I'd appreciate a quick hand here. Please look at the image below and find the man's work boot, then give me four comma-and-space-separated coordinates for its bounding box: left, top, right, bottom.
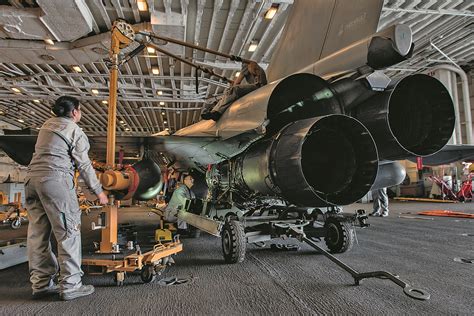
32, 284, 60, 299
369, 212, 380, 216
380, 212, 389, 217
60, 285, 95, 301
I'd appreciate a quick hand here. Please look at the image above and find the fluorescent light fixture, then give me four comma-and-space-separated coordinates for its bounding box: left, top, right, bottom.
44, 38, 54, 45
157, 90, 163, 95
72, 66, 82, 72
159, 101, 165, 106
264, 5, 279, 20
235, 72, 241, 78
152, 67, 160, 75
147, 47, 155, 54
33, 99, 40, 103
11, 87, 21, 93
17, 119, 24, 123
137, 0, 147, 11
102, 100, 108, 105
91, 89, 99, 95
248, 40, 258, 52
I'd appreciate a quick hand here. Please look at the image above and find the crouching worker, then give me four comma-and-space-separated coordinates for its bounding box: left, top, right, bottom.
201, 61, 267, 121
25, 96, 108, 300
164, 174, 195, 235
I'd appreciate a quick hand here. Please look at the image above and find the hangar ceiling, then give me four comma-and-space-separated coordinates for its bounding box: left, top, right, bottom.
0, 0, 472, 136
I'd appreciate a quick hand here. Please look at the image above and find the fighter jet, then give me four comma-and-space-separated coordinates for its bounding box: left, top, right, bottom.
0, 0, 469, 297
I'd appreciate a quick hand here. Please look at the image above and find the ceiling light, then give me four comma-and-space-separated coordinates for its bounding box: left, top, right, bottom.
235, 72, 241, 78
44, 38, 54, 45
11, 87, 21, 93
72, 66, 82, 73
125, 127, 130, 131
159, 101, 165, 106
176, 110, 181, 114
157, 90, 163, 95
119, 120, 125, 124
17, 119, 24, 123
102, 100, 108, 105
152, 67, 160, 75
161, 111, 165, 115
163, 120, 167, 124
0, 111, 4, 115
33, 99, 40, 103
165, 128, 169, 131
137, 0, 147, 11
264, 5, 279, 20
248, 40, 258, 52
36, 127, 40, 130
91, 89, 99, 95
147, 47, 155, 54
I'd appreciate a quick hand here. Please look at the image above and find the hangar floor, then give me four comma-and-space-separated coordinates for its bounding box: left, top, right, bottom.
0, 201, 472, 315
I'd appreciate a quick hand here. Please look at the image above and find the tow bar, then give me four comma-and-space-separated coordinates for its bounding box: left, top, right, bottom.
290, 227, 430, 300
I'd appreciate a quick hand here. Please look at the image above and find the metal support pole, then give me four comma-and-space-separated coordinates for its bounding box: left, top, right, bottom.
146, 41, 233, 84
139, 31, 251, 64
106, 33, 119, 168
99, 205, 118, 253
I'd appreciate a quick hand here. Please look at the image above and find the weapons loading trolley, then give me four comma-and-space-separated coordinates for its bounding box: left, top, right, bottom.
80, 20, 182, 286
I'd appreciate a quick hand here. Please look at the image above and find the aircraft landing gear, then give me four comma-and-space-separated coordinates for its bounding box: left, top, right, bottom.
221, 220, 246, 264
324, 217, 354, 253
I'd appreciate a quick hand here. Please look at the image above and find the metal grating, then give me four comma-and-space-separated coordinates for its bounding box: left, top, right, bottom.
0, 0, 472, 136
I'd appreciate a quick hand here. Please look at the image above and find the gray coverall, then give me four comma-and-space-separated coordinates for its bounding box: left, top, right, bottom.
25, 116, 103, 293
204, 62, 268, 116
164, 185, 195, 229
372, 188, 389, 216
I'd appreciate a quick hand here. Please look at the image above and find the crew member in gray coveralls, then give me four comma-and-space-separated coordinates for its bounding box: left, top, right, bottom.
201, 61, 267, 121
164, 174, 195, 232
25, 96, 108, 300
370, 188, 390, 217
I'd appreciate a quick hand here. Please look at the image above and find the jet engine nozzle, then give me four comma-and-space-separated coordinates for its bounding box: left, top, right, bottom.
353, 74, 455, 160
235, 115, 378, 206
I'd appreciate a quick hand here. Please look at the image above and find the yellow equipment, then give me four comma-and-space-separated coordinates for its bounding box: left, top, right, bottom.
0, 192, 27, 229
81, 20, 182, 286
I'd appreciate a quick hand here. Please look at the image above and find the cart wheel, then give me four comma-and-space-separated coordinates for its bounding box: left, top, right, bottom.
11, 218, 21, 230
221, 220, 246, 264
324, 217, 354, 253
140, 265, 156, 283
113, 272, 125, 286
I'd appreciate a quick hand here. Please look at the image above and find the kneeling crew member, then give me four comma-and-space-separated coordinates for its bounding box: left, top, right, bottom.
164, 174, 195, 233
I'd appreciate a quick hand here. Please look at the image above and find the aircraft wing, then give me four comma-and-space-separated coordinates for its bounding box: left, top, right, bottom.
407, 145, 474, 166
267, 0, 384, 82
0, 132, 263, 171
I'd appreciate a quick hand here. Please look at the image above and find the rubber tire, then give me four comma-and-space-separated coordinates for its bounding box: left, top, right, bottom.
11, 218, 21, 229
324, 217, 354, 253
221, 220, 246, 264
140, 265, 156, 283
